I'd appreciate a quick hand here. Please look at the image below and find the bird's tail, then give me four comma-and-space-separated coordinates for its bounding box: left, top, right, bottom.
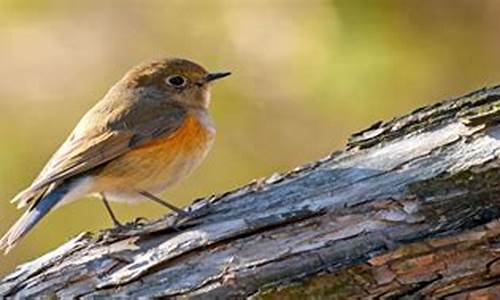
0, 181, 75, 254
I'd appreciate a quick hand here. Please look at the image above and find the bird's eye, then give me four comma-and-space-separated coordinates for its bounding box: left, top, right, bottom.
166, 75, 187, 87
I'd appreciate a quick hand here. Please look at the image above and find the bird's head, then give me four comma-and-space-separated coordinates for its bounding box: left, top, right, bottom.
119, 57, 230, 109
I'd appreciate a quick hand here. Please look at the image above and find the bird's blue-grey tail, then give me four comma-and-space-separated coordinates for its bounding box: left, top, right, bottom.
0, 181, 75, 254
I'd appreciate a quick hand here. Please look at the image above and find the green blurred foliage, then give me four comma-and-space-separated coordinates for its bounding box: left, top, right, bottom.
1, 0, 500, 276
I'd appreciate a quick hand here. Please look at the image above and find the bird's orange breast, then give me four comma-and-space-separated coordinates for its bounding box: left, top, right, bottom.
92, 114, 215, 194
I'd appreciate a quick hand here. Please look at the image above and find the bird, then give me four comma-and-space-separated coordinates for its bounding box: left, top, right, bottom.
0, 57, 230, 253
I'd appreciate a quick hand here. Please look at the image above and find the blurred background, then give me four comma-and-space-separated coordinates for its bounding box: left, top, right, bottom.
1, 0, 500, 276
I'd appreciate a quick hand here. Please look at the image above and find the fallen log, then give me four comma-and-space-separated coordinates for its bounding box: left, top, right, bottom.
2, 85, 500, 299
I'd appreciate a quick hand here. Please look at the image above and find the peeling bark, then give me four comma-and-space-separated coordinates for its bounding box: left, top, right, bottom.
258, 220, 500, 299
2, 85, 500, 299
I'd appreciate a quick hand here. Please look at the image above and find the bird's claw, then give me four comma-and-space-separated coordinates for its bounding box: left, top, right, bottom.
132, 217, 149, 226
109, 217, 148, 233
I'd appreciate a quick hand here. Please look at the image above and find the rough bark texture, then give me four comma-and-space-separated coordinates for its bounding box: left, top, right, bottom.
2, 85, 500, 299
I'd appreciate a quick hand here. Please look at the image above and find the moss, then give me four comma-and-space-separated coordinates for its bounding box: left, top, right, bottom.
407, 167, 500, 234
255, 268, 367, 300
408, 167, 500, 199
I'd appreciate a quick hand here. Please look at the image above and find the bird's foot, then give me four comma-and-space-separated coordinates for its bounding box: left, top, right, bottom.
108, 217, 148, 234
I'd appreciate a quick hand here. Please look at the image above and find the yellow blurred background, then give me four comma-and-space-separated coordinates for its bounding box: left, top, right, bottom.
1, 0, 500, 276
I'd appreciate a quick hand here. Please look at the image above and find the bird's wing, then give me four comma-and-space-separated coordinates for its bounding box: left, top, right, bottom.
12, 101, 187, 208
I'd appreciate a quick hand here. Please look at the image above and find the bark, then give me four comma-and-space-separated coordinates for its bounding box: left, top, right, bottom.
2, 85, 500, 299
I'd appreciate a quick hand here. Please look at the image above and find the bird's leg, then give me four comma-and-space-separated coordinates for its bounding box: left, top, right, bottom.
138, 190, 190, 218
100, 193, 123, 227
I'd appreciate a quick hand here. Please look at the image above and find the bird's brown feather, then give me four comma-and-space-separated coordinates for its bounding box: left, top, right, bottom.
12, 96, 187, 208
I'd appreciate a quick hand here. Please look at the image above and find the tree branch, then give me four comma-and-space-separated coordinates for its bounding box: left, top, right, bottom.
2, 85, 500, 298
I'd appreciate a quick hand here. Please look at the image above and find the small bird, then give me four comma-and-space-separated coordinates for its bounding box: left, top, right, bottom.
0, 57, 230, 253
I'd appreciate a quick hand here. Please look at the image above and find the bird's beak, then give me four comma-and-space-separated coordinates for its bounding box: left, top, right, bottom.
204, 71, 231, 83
